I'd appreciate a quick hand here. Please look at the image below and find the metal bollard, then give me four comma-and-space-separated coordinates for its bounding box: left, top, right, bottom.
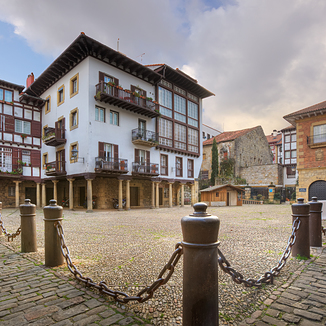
308, 197, 323, 247
181, 202, 220, 326
43, 199, 64, 267
291, 198, 310, 259
20, 199, 37, 252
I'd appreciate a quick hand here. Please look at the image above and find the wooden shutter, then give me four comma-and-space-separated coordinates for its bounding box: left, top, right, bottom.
131, 85, 136, 92
99, 71, 104, 82
135, 149, 139, 163
114, 78, 119, 97
31, 150, 41, 167
5, 116, 14, 132
31, 121, 41, 137
55, 121, 60, 138
98, 142, 104, 158
12, 148, 20, 170
62, 150, 65, 171
142, 89, 147, 98
146, 151, 150, 164
61, 118, 65, 138
114, 145, 118, 160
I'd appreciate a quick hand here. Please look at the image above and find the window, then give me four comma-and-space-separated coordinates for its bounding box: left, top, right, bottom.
15, 120, 31, 134
285, 135, 290, 142
291, 150, 297, 158
110, 110, 119, 126
174, 123, 186, 150
42, 153, 48, 169
174, 85, 186, 96
174, 94, 186, 123
215, 192, 219, 198
95, 106, 105, 122
201, 170, 209, 180
57, 85, 65, 106
291, 134, 296, 142
5, 90, 13, 102
104, 75, 113, 84
103, 143, 113, 160
188, 128, 199, 153
70, 108, 78, 130
207, 134, 210, 139
161, 155, 168, 176
158, 86, 172, 118
188, 101, 198, 127
0, 89, 2, 101
70, 73, 79, 97
0, 147, 12, 172
22, 150, 31, 165
45, 95, 51, 114
139, 149, 146, 164
70, 142, 78, 163
313, 124, 326, 143
285, 151, 290, 159
176, 157, 182, 177
159, 118, 173, 147
187, 159, 194, 178
8, 186, 15, 197
287, 166, 296, 178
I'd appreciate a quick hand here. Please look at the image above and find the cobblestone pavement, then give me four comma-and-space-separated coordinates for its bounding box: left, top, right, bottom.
0, 204, 325, 325
0, 243, 153, 325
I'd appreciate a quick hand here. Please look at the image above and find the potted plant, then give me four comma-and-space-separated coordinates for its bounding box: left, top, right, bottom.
21, 134, 27, 139
107, 81, 115, 87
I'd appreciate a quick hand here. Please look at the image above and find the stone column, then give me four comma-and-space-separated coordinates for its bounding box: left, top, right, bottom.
191, 184, 196, 206
126, 180, 130, 210
245, 187, 251, 200
13, 181, 21, 207
169, 183, 173, 208
151, 181, 155, 209
36, 183, 41, 208
86, 179, 93, 212
268, 183, 275, 202
42, 183, 46, 207
68, 179, 75, 210
155, 182, 159, 208
181, 184, 185, 207
118, 179, 123, 211
52, 180, 58, 202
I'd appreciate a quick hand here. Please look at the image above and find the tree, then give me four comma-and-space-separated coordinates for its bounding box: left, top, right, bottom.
210, 138, 219, 185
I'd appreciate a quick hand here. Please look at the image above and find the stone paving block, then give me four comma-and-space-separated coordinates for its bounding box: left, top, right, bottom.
308, 294, 326, 304
269, 303, 293, 314
51, 320, 73, 326
308, 307, 326, 316
277, 297, 309, 309
73, 314, 101, 325
0, 298, 18, 306
265, 308, 280, 317
28, 316, 55, 326
0, 309, 10, 318
293, 308, 323, 321
255, 322, 269, 326
56, 296, 85, 309
282, 313, 301, 323
18, 292, 39, 301
0, 314, 28, 325
100, 308, 116, 318
84, 298, 103, 309
0, 302, 18, 311
119, 317, 134, 325
11, 302, 36, 313
100, 313, 124, 325
52, 304, 89, 321
301, 299, 323, 308
262, 315, 287, 326
85, 305, 107, 316
300, 319, 324, 326
24, 305, 60, 321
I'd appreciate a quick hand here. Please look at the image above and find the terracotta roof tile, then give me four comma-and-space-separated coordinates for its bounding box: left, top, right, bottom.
266, 134, 282, 144
203, 126, 259, 146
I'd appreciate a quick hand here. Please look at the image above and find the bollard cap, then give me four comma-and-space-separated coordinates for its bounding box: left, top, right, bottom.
292, 197, 310, 217
181, 202, 220, 244
43, 199, 63, 221
20, 199, 36, 215
308, 196, 323, 212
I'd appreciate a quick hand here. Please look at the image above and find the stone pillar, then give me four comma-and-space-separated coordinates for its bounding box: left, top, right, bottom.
36, 183, 41, 208
191, 184, 196, 206
42, 183, 46, 207
268, 183, 275, 202
68, 179, 75, 210
181, 184, 185, 207
118, 179, 123, 211
52, 180, 59, 202
13, 181, 21, 207
86, 179, 93, 212
155, 182, 159, 208
126, 180, 130, 210
169, 183, 173, 208
151, 181, 155, 209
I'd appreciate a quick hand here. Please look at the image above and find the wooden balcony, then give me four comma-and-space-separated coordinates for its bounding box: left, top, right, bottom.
132, 128, 158, 147
43, 126, 66, 147
95, 82, 160, 118
45, 161, 66, 176
132, 162, 159, 176
95, 157, 128, 174
0, 163, 22, 178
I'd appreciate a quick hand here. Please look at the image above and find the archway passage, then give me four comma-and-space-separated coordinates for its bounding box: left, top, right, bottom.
309, 180, 326, 200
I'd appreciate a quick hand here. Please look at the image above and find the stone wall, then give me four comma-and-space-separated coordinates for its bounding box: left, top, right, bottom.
240, 164, 282, 185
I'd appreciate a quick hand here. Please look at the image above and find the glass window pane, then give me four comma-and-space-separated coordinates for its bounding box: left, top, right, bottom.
0, 89, 3, 101
15, 120, 22, 133
100, 108, 104, 122
175, 112, 186, 123
188, 101, 198, 120
5, 90, 12, 102
23, 121, 31, 134
174, 94, 186, 114
95, 108, 99, 121
159, 87, 172, 109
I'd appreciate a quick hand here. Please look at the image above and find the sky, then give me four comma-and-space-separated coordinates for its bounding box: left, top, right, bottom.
1, 0, 326, 135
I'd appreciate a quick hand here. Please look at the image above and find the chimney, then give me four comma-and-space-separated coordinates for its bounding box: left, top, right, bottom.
272, 129, 277, 137
26, 73, 34, 88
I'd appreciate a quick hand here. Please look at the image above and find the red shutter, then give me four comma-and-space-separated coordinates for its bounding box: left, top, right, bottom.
114, 145, 118, 160
31, 121, 41, 137
12, 148, 19, 170
31, 150, 41, 167
99, 142, 104, 158
135, 149, 139, 163
99, 72, 104, 82
5, 116, 14, 132
146, 151, 150, 164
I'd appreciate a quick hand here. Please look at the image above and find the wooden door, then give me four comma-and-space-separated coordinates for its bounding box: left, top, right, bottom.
130, 187, 139, 206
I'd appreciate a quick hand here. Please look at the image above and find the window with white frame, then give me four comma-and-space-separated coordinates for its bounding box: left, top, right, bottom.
0, 148, 12, 172
159, 118, 173, 147
174, 123, 186, 150
15, 119, 31, 134
188, 128, 199, 153
110, 110, 119, 126
313, 124, 326, 143
158, 86, 172, 118
5, 90, 13, 102
188, 101, 198, 127
174, 94, 186, 123
95, 107, 105, 122
22, 150, 31, 165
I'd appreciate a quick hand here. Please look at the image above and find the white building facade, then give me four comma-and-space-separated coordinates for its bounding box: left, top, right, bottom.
24, 33, 214, 210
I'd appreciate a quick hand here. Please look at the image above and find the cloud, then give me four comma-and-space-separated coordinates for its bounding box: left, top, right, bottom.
1, 0, 326, 134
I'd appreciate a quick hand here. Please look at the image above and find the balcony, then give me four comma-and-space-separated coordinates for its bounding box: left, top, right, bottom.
95, 157, 128, 174
0, 163, 22, 178
132, 128, 158, 147
45, 161, 66, 176
43, 126, 66, 147
132, 162, 159, 176
95, 82, 160, 118
307, 133, 326, 148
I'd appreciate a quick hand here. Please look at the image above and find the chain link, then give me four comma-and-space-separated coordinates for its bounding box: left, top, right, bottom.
0, 213, 22, 242
54, 221, 183, 303
218, 217, 301, 287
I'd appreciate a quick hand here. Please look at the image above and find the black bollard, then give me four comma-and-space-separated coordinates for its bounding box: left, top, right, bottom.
308, 197, 323, 247
291, 198, 310, 259
181, 202, 220, 326
20, 199, 37, 252
43, 199, 64, 267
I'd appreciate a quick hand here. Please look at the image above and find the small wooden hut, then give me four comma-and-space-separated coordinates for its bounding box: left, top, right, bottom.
200, 184, 244, 207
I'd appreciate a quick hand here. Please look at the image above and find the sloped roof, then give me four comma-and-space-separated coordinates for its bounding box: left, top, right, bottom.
200, 184, 244, 192
203, 126, 259, 146
266, 133, 282, 145
0, 79, 25, 93
283, 100, 326, 125
281, 125, 295, 132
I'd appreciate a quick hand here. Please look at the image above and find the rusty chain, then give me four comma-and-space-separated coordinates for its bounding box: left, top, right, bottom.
218, 217, 301, 287
0, 213, 22, 242
54, 221, 183, 303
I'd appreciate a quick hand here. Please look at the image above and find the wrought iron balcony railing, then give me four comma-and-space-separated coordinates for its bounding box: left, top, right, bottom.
45, 161, 66, 175
132, 128, 158, 147
132, 162, 159, 175
95, 157, 128, 173
43, 126, 66, 147
307, 133, 326, 146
